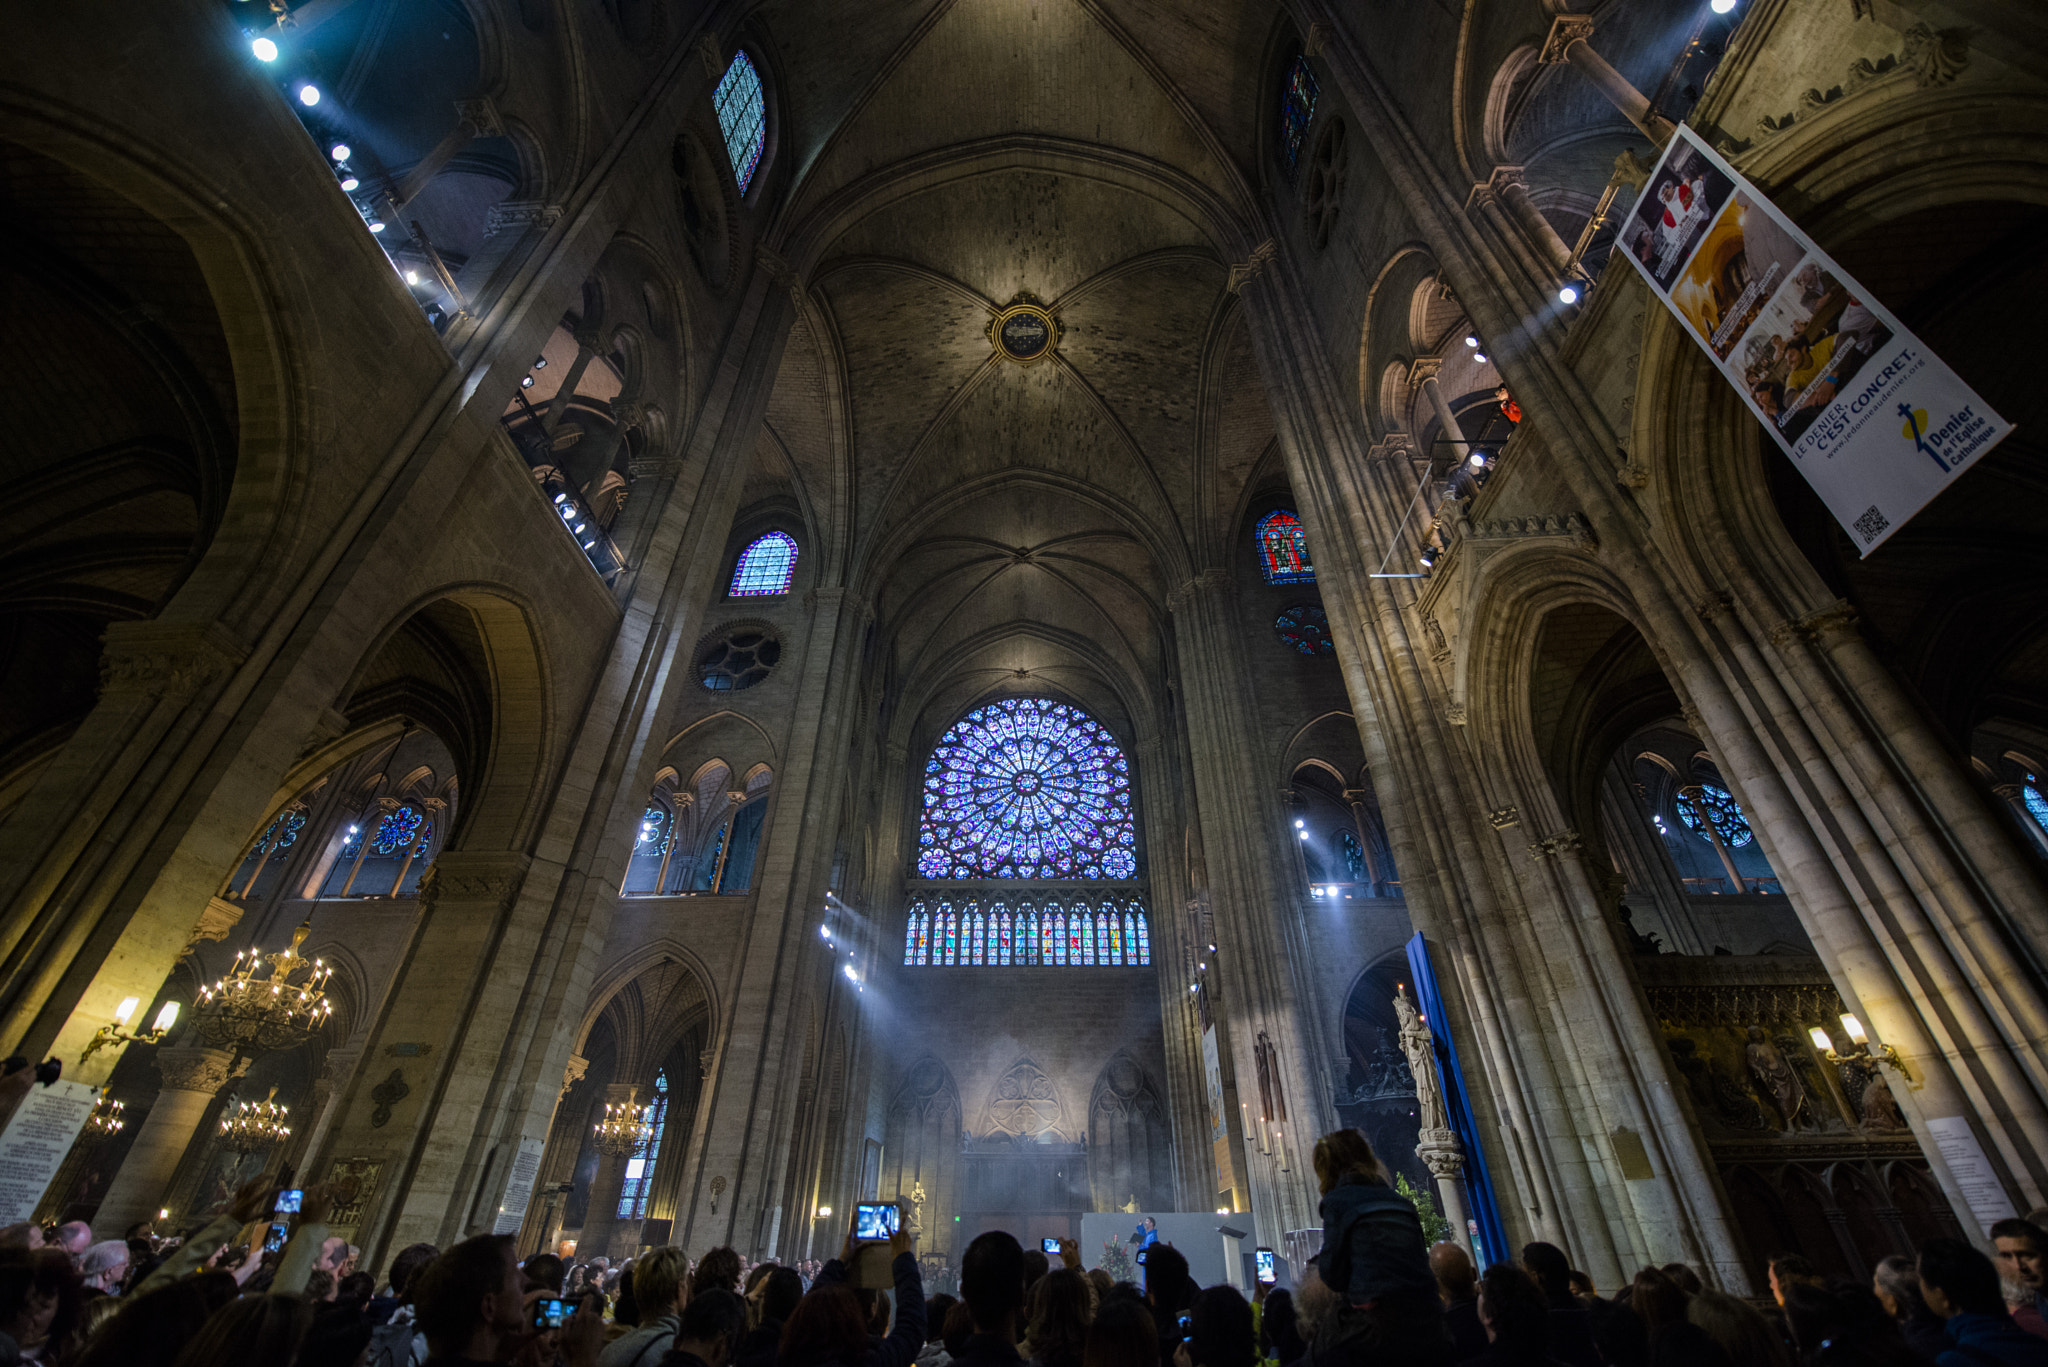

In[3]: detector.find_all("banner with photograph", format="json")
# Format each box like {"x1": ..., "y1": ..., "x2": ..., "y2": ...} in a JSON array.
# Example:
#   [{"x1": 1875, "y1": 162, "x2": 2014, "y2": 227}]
[{"x1": 1617, "y1": 126, "x2": 2011, "y2": 554}]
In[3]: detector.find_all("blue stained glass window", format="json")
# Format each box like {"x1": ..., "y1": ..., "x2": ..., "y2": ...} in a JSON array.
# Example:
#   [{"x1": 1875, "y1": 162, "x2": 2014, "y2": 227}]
[
  {"x1": 715, "y1": 51, "x2": 768, "y2": 194},
  {"x1": 730, "y1": 531, "x2": 798, "y2": 596},
  {"x1": 915, "y1": 697, "x2": 1139, "y2": 879},
  {"x1": 1276, "y1": 605, "x2": 1336, "y2": 656},
  {"x1": 373, "y1": 806, "x2": 423, "y2": 855},
  {"x1": 1676, "y1": 783, "x2": 1755, "y2": 849},
  {"x1": 1279, "y1": 55, "x2": 1319, "y2": 176},
  {"x1": 616, "y1": 1070, "x2": 670, "y2": 1219},
  {"x1": 2025, "y1": 781, "x2": 2048, "y2": 831},
  {"x1": 1339, "y1": 830, "x2": 1367, "y2": 882},
  {"x1": 1256, "y1": 510, "x2": 1315, "y2": 584}
]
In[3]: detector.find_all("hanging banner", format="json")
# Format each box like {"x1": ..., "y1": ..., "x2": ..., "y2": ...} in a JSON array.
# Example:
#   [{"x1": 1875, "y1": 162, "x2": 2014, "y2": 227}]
[
  {"x1": 1405, "y1": 934, "x2": 1507, "y2": 1270},
  {"x1": 1618, "y1": 125, "x2": 2011, "y2": 554}
]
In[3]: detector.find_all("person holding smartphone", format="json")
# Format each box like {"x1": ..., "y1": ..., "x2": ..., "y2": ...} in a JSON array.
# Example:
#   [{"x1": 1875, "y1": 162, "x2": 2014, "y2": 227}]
[{"x1": 799, "y1": 1205, "x2": 927, "y2": 1366}]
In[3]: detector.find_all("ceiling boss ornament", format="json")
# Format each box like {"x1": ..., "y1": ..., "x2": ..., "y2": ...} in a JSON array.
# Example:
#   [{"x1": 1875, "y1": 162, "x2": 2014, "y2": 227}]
[{"x1": 989, "y1": 294, "x2": 1060, "y2": 365}]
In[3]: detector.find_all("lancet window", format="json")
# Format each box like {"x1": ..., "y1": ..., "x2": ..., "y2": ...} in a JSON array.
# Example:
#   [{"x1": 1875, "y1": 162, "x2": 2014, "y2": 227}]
[
  {"x1": 902, "y1": 896, "x2": 1150, "y2": 967},
  {"x1": 729, "y1": 531, "x2": 797, "y2": 596},
  {"x1": 1256, "y1": 510, "x2": 1315, "y2": 584},
  {"x1": 1279, "y1": 55, "x2": 1319, "y2": 175},
  {"x1": 615, "y1": 1070, "x2": 670, "y2": 1220}
]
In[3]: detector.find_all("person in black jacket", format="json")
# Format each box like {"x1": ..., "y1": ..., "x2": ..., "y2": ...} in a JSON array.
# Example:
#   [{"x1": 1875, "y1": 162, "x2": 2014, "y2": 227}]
[
  {"x1": 1431, "y1": 1243, "x2": 1488, "y2": 1362},
  {"x1": 732, "y1": 1267, "x2": 802, "y2": 1367},
  {"x1": 1465, "y1": 1263, "x2": 1572, "y2": 1366},
  {"x1": 658, "y1": 1289, "x2": 747, "y2": 1367},
  {"x1": 802, "y1": 1220, "x2": 928, "y2": 1367},
  {"x1": 949, "y1": 1232, "x2": 1030, "y2": 1367}
]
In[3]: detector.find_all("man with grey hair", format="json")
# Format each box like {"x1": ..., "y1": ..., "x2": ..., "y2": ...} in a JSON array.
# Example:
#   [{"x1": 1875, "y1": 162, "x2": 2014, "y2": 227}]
[{"x1": 1873, "y1": 1253, "x2": 1947, "y2": 1359}]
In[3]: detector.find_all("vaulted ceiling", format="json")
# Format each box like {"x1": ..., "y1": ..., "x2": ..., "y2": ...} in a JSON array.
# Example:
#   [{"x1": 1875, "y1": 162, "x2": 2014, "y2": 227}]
[{"x1": 750, "y1": 0, "x2": 1283, "y2": 743}]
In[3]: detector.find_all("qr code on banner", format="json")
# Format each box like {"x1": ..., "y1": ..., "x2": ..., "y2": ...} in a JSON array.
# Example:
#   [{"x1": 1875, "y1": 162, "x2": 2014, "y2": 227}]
[{"x1": 1853, "y1": 505, "x2": 1889, "y2": 543}]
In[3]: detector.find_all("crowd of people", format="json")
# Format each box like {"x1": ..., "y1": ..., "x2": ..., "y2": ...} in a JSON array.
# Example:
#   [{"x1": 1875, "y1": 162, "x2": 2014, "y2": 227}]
[{"x1": 2, "y1": 1126, "x2": 2045, "y2": 1367}]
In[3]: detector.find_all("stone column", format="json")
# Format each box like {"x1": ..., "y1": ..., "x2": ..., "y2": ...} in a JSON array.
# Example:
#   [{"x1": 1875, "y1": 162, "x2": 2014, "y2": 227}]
[
  {"x1": 391, "y1": 99, "x2": 505, "y2": 208},
  {"x1": 1538, "y1": 15, "x2": 1676, "y2": 146},
  {"x1": 1417, "y1": 366, "x2": 1470, "y2": 465},
  {"x1": 575, "y1": 1083, "x2": 640, "y2": 1261},
  {"x1": 1468, "y1": 166, "x2": 1574, "y2": 278},
  {"x1": 94, "y1": 1046, "x2": 239, "y2": 1236},
  {"x1": 1676, "y1": 786, "x2": 1747, "y2": 893},
  {"x1": 1416, "y1": 1131, "x2": 1473, "y2": 1258}
]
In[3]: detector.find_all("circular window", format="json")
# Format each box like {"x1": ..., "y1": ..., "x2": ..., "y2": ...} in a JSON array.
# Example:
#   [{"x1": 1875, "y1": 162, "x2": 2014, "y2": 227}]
[
  {"x1": 1675, "y1": 782, "x2": 1755, "y2": 848},
  {"x1": 1276, "y1": 605, "x2": 1336, "y2": 656},
  {"x1": 698, "y1": 627, "x2": 782, "y2": 690}
]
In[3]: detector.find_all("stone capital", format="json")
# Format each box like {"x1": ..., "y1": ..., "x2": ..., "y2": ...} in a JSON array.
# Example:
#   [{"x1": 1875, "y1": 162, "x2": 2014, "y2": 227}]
[
  {"x1": 1487, "y1": 807, "x2": 1520, "y2": 830},
  {"x1": 562, "y1": 1054, "x2": 590, "y2": 1097},
  {"x1": 99, "y1": 621, "x2": 247, "y2": 699},
  {"x1": 1407, "y1": 356, "x2": 1444, "y2": 388},
  {"x1": 155, "y1": 1045, "x2": 241, "y2": 1096},
  {"x1": 1302, "y1": 19, "x2": 1333, "y2": 57},
  {"x1": 1526, "y1": 829, "x2": 1583, "y2": 861},
  {"x1": 1539, "y1": 14, "x2": 1596, "y2": 65},
  {"x1": 1225, "y1": 240, "x2": 1277, "y2": 294},
  {"x1": 1415, "y1": 1128, "x2": 1465, "y2": 1178},
  {"x1": 1367, "y1": 435, "x2": 1418, "y2": 463},
  {"x1": 181, "y1": 897, "x2": 244, "y2": 959},
  {"x1": 484, "y1": 201, "x2": 565, "y2": 238},
  {"x1": 454, "y1": 97, "x2": 505, "y2": 138}
]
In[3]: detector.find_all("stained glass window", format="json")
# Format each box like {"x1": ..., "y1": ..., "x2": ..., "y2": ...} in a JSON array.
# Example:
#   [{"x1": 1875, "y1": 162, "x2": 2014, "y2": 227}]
[
  {"x1": 1279, "y1": 55, "x2": 1319, "y2": 176},
  {"x1": 916, "y1": 697, "x2": 1138, "y2": 879},
  {"x1": 1675, "y1": 783, "x2": 1754, "y2": 849},
  {"x1": 1256, "y1": 510, "x2": 1315, "y2": 584},
  {"x1": 1276, "y1": 605, "x2": 1336, "y2": 656},
  {"x1": 2026, "y1": 780, "x2": 2048, "y2": 831},
  {"x1": 730, "y1": 531, "x2": 798, "y2": 596},
  {"x1": 616, "y1": 1070, "x2": 670, "y2": 1219},
  {"x1": 373, "y1": 806, "x2": 424, "y2": 854},
  {"x1": 714, "y1": 51, "x2": 767, "y2": 194},
  {"x1": 1339, "y1": 830, "x2": 1367, "y2": 882},
  {"x1": 902, "y1": 896, "x2": 1152, "y2": 967}
]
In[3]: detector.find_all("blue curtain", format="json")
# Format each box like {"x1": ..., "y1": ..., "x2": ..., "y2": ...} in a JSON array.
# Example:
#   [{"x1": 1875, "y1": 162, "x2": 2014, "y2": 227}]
[{"x1": 1405, "y1": 932, "x2": 1509, "y2": 1269}]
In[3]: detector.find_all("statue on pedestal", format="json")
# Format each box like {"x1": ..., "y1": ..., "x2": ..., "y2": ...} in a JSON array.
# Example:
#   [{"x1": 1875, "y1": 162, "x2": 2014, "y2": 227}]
[{"x1": 1395, "y1": 985, "x2": 1450, "y2": 1134}]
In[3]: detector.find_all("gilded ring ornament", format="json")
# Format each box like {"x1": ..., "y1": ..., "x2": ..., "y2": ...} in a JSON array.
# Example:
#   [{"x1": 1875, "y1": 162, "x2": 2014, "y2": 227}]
[{"x1": 989, "y1": 296, "x2": 1059, "y2": 364}]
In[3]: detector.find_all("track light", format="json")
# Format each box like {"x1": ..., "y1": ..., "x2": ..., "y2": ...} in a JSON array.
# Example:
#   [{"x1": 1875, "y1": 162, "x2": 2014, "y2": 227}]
[
  {"x1": 1419, "y1": 546, "x2": 1438, "y2": 569},
  {"x1": 520, "y1": 374, "x2": 534, "y2": 387},
  {"x1": 329, "y1": 143, "x2": 351, "y2": 162},
  {"x1": 1558, "y1": 283, "x2": 1581, "y2": 305},
  {"x1": 367, "y1": 220, "x2": 385, "y2": 233},
  {"x1": 298, "y1": 84, "x2": 321, "y2": 107},
  {"x1": 404, "y1": 270, "x2": 420, "y2": 285},
  {"x1": 1710, "y1": 0, "x2": 1736, "y2": 11},
  {"x1": 251, "y1": 37, "x2": 279, "y2": 62},
  {"x1": 533, "y1": 356, "x2": 548, "y2": 369},
  {"x1": 1463, "y1": 335, "x2": 1478, "y2": 348},
  {"x1": 1472, "y1": 351, "x2": 1488, "y2": 364},
  {"x1": 338, "y1": 173, "x2": 359, "y2": 192},
  {"x1": 553, "y1": 493, "x2": 568, "y2": 504},
  {"x1": 1468, "y1": 452, "x2": 1487, "y2": 469}
]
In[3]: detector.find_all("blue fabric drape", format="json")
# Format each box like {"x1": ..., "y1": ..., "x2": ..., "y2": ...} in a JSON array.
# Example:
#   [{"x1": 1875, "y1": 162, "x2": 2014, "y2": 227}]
[{"x1": 1405, "y1": 932, "x2": 1508, "y2": 1269}]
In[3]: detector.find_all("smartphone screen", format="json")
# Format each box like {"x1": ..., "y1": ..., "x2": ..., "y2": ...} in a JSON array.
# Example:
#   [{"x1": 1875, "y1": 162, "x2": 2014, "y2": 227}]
[
  {"x1": 273, "y1": 1189, "x2": 304, "y2": 1215},
  {"x1": 1041, "y1": 1237, "x2": 1061, "y2": 1255},
  {"x1": 533, "y1": 1298, "x2": 569, "y2": 1330},
  {"x1": 262, "y1": 1222, "x2": 288, "y2": 1254},
  {"x1": 1255, "y1": 1248, "x2": 1276, "y2": 1284},
  {"x1": 1177, "y1": 1312, "x2": 1192, "y2": 1340},
  {"x1": 854, "y1": 1203, "x2": 899, "y2": 1241}
]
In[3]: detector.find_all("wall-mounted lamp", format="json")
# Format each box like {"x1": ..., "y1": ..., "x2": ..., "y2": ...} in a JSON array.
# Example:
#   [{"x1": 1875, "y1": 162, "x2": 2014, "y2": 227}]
[
  {"x1": 80, "y1": 998, "x2": 179, "y2": 1064},
  {"x1": 817, "y1": 1205, "x2": 833, "y2": 1218},
  {"x1": 1809, "y1": 1014, "x2": 1907, "y2": 1076}
]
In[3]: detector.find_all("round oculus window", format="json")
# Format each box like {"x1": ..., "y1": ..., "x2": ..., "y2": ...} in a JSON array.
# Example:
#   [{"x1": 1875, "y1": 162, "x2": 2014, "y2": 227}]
[
  {"x1": 1275, "y1": 605, "x2": 1336, "y2": 656},
  {"x1": 698, "y1": 627, "x2": 782, "y2": 690}
]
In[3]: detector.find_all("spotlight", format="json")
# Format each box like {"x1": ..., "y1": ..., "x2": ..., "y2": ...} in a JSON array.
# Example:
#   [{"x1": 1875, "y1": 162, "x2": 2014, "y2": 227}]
[
  {"x1": 1419, "y1": 547, "x2": 1438, "y2": 569},
  {"x1": 553, "y1": 493, "x2": 568, "y2": 504},
  {"x1": 520, "y1": 374, "x2": 534, "y2": 387},
  {"x1": 1298, "y1": 831, "x2": 1309, "y2": 841},
  {"x1": 1710, "y1": 0, "x2": 1736, "y2": 11},
  {"x1": 820, "y1": 925, "x2": 830, "y2": 937},
  {"x1": 1472, "y1": 352, "x2": 1488, "y2": 364},
  {"x1": 844, "y1": 965, "x2": 858, "y2": 982},
  {"x1": 1464, "y1": 335, "x2": 1478, "y2": 348},
  {"x1": 581, "y1": 539, "x2": 596, "y2": 549},
  {"x1": 573, "y1": 523, "x2": 586, "y2": 533},
  {"x1": 367, "y1": 219, "x2": 385, "y2": 233},
  {"x1": 298, "y1": 84, "x2": 321, "y2": 107},
  {"x1": 533, "y1": 356, "x2": 548, "y2": 369},
  {"x1": 405, "y1": 270, "x2": 420, "y2": 285},
  {"x1": 338, "y1": 174, "x2": 359, "y2": 191},
  {"x1": 1468, "y1": 452, "x2": 1487, "y2": 469},
  {"x1": 251, "y1": 37, "x2": 279, "y2": 62},
  {"x1": 1558, "y1": 283, "x2": 1581, "y2": 305},
  {"x1": 1294, "y1": 819, "x2": 1304, "y2": 829},
  {"x1": 329, "y1": 143, "x2": 351, "y2": 162}
]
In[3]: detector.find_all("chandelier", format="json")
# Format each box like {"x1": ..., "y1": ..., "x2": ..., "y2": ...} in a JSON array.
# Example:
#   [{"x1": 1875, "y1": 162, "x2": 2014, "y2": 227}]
[
  {"x1": 194, "y1": 920, "x2": 333, "y2": 1053},
  {"x1": 76, "y1": 1097, "x2": 125, "y2": 1148},
  {"x1": 592, "y1": 1100, "x2": 653, "y2": 1156},
  {"x1": 219, "y1": 1086, "x2": 292, "y2": 1156}
]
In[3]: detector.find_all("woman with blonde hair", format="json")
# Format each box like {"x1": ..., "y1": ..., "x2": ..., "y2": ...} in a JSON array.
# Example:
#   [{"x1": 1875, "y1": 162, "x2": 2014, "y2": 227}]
[{"x1": 1308, "y1": 1128, "x2": 1447, "y2": 1363}]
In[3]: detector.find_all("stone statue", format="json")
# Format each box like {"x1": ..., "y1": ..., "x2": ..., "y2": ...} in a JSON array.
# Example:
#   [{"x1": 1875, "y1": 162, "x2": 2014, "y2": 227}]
[
  {"x1": 1395, "y1": 985, "x2": 1450, "y2": 1133},
  {"x1": 1121, "y1": 1194, "x2": 1141, "y2": 1215},
  {"x1": 1857, "y1": 1068, "x2": 1905, "y2": 1131},
  {"x1": 1745, "y1": 1026, "x2": 1806, "y2": 1130},
  {"x1": 908, "y1": 1181, "x2": 927, "y2": 1233}
]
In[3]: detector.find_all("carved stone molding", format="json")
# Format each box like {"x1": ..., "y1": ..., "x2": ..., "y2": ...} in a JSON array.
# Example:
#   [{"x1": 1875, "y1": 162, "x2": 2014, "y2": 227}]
[
  {"x1": 1637, "y1": 954, "x2": 1842, "y2": 1028},
  {"x1": 99, "y1": 622, "x2": 247, "y2": 699},
  {"x1": 484, "y1": 201, "x2": 565, "y2": 238},
  {"x1": 1694, "y1": 589, "x2": 1733, "y2": 623},
  {"x1": 1445, "y1": 704, "x2": 1468, "y2": 726},
  {"x1": 1526, "y1": 829, "x2": 1583, "y2": 860},
  {"x1": 1487, "y1": 807, "x2": 1520, "y2": 830},
  {"x1": 1467, "y1": 512, "x2": 1596, "y2": 550},
  {"x1": 1167, "y1": 568, "x2": 1232, "y2": 612},
  {"x1": 1406, "y1": 356, "x2": 1444, "y2": 388},
  {"x1": 1415, "y1": 1129, "x2": 1465, "y2": 1179},
  {"x1": 179, "y1": 897, "x2": 244, "y2": 960},
  {"x1": 156, "y1": 1046, "x2": 240, "y2": 1096},
  {"x1": 1302, "y1": 19, "x2": 1333, "y2": 57},
  {"x1": 416, "y1": 853, "x2": 531, "y2": 913},
  {"x1": 1367, "y1": 435, "x2": 1418, "y2": 463},
  {"x1": 1770, "y1": 599, "x2": 1859, "y2": 649},
  {"x1": 1610, "y1": 148, "x2": 1653, "y2": 190},
  {"x1": 1903, "y1": 22, "x2": 1971, "y2": 86},
  {"x1": 1538, "y1": 14, "x2": 1596, "y2": 65},
  {"x1": 1225, "y1": 240, "x2": 1276, "y2": 294},
  {"x1": 561, "y1": 1054, "x2": 590, "y2": 1098}
]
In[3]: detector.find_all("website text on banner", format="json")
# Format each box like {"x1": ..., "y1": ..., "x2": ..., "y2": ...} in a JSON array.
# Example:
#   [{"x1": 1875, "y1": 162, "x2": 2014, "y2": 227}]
[{"x1": 1616, "y1": 125, "x2": 2011, "y2": 555}]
